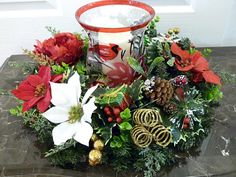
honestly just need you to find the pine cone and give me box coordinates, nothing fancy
[163,102,178,114]
[146,77,174,106]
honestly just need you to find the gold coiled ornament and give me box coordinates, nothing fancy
[133,108,162,127]
[131,109,172,148]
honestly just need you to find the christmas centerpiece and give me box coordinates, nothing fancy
[10,1,223,177]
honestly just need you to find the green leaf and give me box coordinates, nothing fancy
[127,79,144,101]
[147,57,165,76]
[170,127,181,145]
[96,85,127,106]
[96,127,113,145]
[76,63,86,75]
[120,108,131,120]
[119,122,132,131]
[167,57,175,67]
[127,57,145,75]
[110,136,123,148]
[52,62,69,74]
[202,48,212,58]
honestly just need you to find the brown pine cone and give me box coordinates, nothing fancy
[146,77,174,106]
[163,102,178,114]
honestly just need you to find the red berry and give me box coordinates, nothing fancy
[113,106,121,116]
[104,106,111,113]
[107,117,113,123]
[183,123,189,129]
[183,117,190,124]
[116,117,122,124]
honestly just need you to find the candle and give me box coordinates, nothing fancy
[75,0,155,75]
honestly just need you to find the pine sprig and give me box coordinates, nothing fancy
[23,49,54,66]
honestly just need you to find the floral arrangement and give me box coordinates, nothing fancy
[10,18,223,177]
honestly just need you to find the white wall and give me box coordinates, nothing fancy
[0,0,235,67]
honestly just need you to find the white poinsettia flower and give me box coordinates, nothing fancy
[42,72,98,146]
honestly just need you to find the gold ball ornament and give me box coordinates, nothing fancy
[89,149,102,166]
[173,27,180,34]
[93,139,104,151]
[91,134,98,142]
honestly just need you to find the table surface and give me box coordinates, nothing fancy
[0,48,236,177]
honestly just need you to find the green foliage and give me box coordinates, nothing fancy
[48,145,87,166]
[147,56,165,76]
[76,63,87,75]
[120,108,132,121]
[45,139,77,157]
[52,62,69,74]
[45,26,60,36]
[127,79,144,101]
[135,146,175,177]
[96,126,113,145]
[179,37,191,50]
[146,40,163,61]
[96,85,127,106]
[145,16,160,39]
[202,84,223,102]
[202,48,212,58]
[127,57,145,75]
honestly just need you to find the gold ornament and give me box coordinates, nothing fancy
[93,139,104,151]
[89,149,102,166]
[91,134,98,142]
[149,124,172,147]
[131,125,153,148]
[131,108,172,148]
[133,109,162,127]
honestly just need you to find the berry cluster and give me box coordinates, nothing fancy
[104,106,123,124]
[182,116,190,129]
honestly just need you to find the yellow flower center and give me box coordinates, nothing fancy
[34,83,46,97]
[68,104,83,123]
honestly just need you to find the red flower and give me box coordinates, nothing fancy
[34,32,83,65]
[11,66,62,112]
[171,43,221,85]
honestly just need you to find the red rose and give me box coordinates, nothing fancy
[34,32,83,65]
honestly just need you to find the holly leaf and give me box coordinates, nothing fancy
[171,127,181,145]
[147,56,165,76]
[96,126,113,145]
[120,108,131,120]
[167,57,175,67]
[127,79,144,101]
[127,57,145,75]
[119,122,132,130]
[97,85,127,106]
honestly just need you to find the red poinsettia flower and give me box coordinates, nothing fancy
[171,42,221,85]
[107,62,135,87]
[11,66,62,112]
[34,32,83,65]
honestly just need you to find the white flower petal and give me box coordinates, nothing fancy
[52,122,76,146]
[50,82,77,106]
[68,72,81,102]
[42,106,70,124]
[81,97,97,123]
[82,84,98,104]
[73,122,93,146]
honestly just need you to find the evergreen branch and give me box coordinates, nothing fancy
[45,139,77,157]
